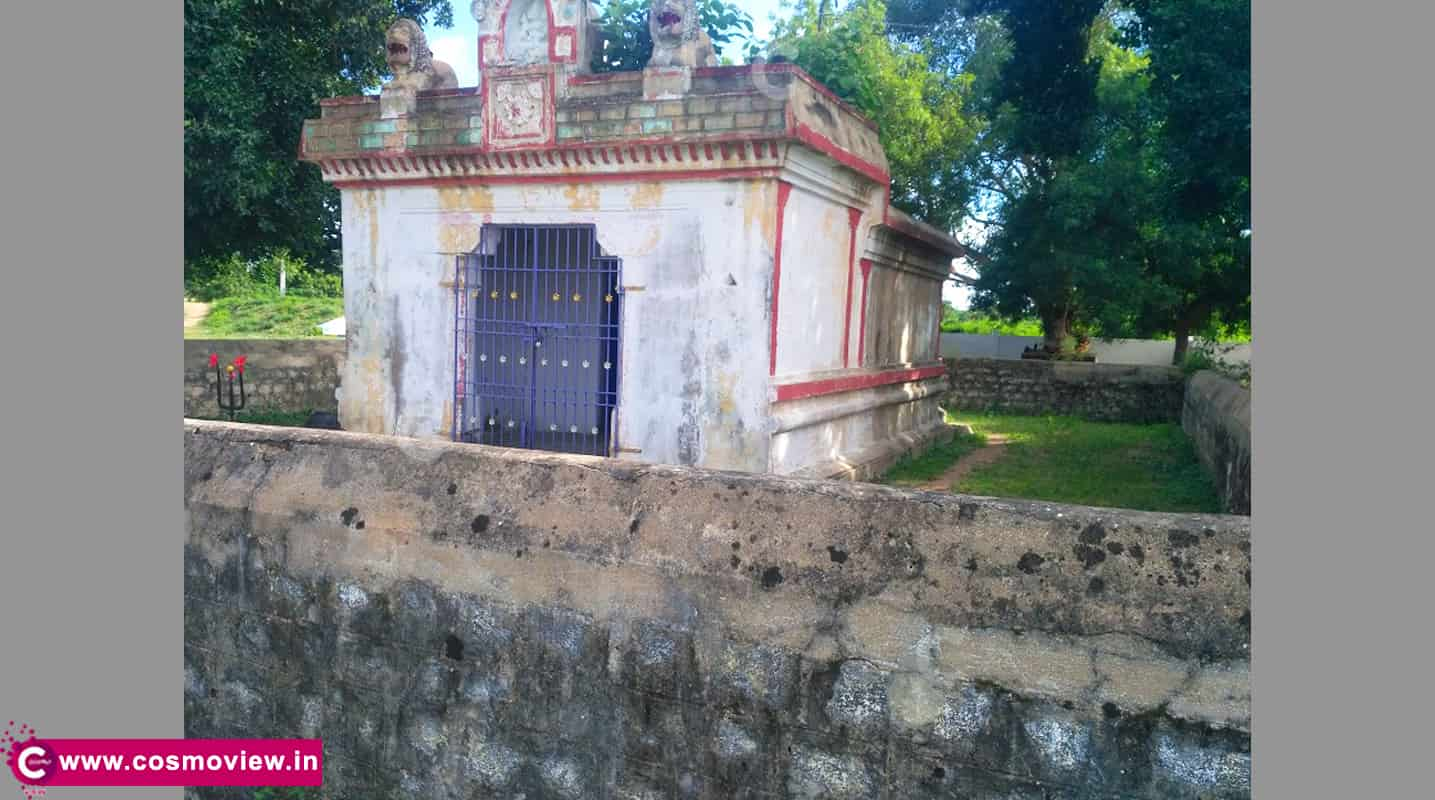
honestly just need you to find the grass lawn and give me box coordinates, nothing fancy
[186,295,343,339]
[190,408,317,427]
[884,410,1222,513]
[883,429,988,483]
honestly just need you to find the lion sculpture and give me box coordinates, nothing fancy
[383,18,458,91]
[647,0,718,69]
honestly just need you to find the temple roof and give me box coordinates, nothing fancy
[299,63,962,259]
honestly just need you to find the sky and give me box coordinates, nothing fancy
[423,1,976,309]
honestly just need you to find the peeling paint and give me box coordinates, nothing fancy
[743,180,775,249]
[438,185,495,212]
[438,221,478,254]
[563,183,601,210]
[627,181,664,209]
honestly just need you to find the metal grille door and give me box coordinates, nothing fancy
[454,224,621,456]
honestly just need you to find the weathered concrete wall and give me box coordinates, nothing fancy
[1182,371,1251,515]
[184,339,344,417]
[185,421,1250,799]
[946,357,1185,424]
[772,375,950,481]
[860,223,946,371]
[773,184,858,377]
[767,197,952,479]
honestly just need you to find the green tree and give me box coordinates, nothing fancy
[590,0,754,72]
[892,0,1249,359]
[761,0,979,230]
[184,0,454,273]
[1120,0,1250,361]
[936,0,1114,352]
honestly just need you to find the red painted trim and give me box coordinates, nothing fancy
[841,207,862,368]
[857,258,873,367]
[792,123,889,186]
[774,364,947,403]
[329,166,781,189]
[769,180,794,376]
[482,68,558,151]
[549,25,578,63]
[478,1,568,67]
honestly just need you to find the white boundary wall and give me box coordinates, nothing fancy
[941,333,1251,366]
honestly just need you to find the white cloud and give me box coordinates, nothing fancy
[429,35,479,89]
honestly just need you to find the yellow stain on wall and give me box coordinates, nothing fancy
[438,185,495,213]
[716,371,736,416]
[439,222,478,255]
[563,183,601,211]
[742,180,776,250]
[352,356,389,435]
[628,182,664,209]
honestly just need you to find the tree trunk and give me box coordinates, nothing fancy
[1172,321,1191,365]
[1039,305,1071,353]
[1171,303,1208,365]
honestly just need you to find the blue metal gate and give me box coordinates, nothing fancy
[453,224,621,457]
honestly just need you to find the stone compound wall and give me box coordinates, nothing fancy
[185,421,1250,799]
[1182,371,1252,515]
[945,357,1185,424]
[184,340,343,417]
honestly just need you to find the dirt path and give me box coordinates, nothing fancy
[184,301,211,331]
[916,433,1012,492]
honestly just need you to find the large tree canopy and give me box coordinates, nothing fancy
[761,0,979,230]
[884,0,1249,359]
[1121,0,1251,358]
[184,0,454,271]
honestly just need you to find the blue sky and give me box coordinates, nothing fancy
[422,0,975,307]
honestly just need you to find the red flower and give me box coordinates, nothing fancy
[208,353,219,369]
[233,355,247,374]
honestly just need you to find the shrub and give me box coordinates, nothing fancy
[185,250,342,301]
[201,295,344,337]
[940,308,1043,336]
[185,253,258,301]
[1182,340,1251,388]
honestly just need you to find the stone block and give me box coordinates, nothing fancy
[703,114,735,131]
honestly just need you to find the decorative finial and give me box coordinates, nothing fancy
[647,0,719,69]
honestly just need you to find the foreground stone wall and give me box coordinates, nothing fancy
[946,357,1185,423]
[1182,371,1252,515]
[184,339,343,417]
[185,421,1251,799]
